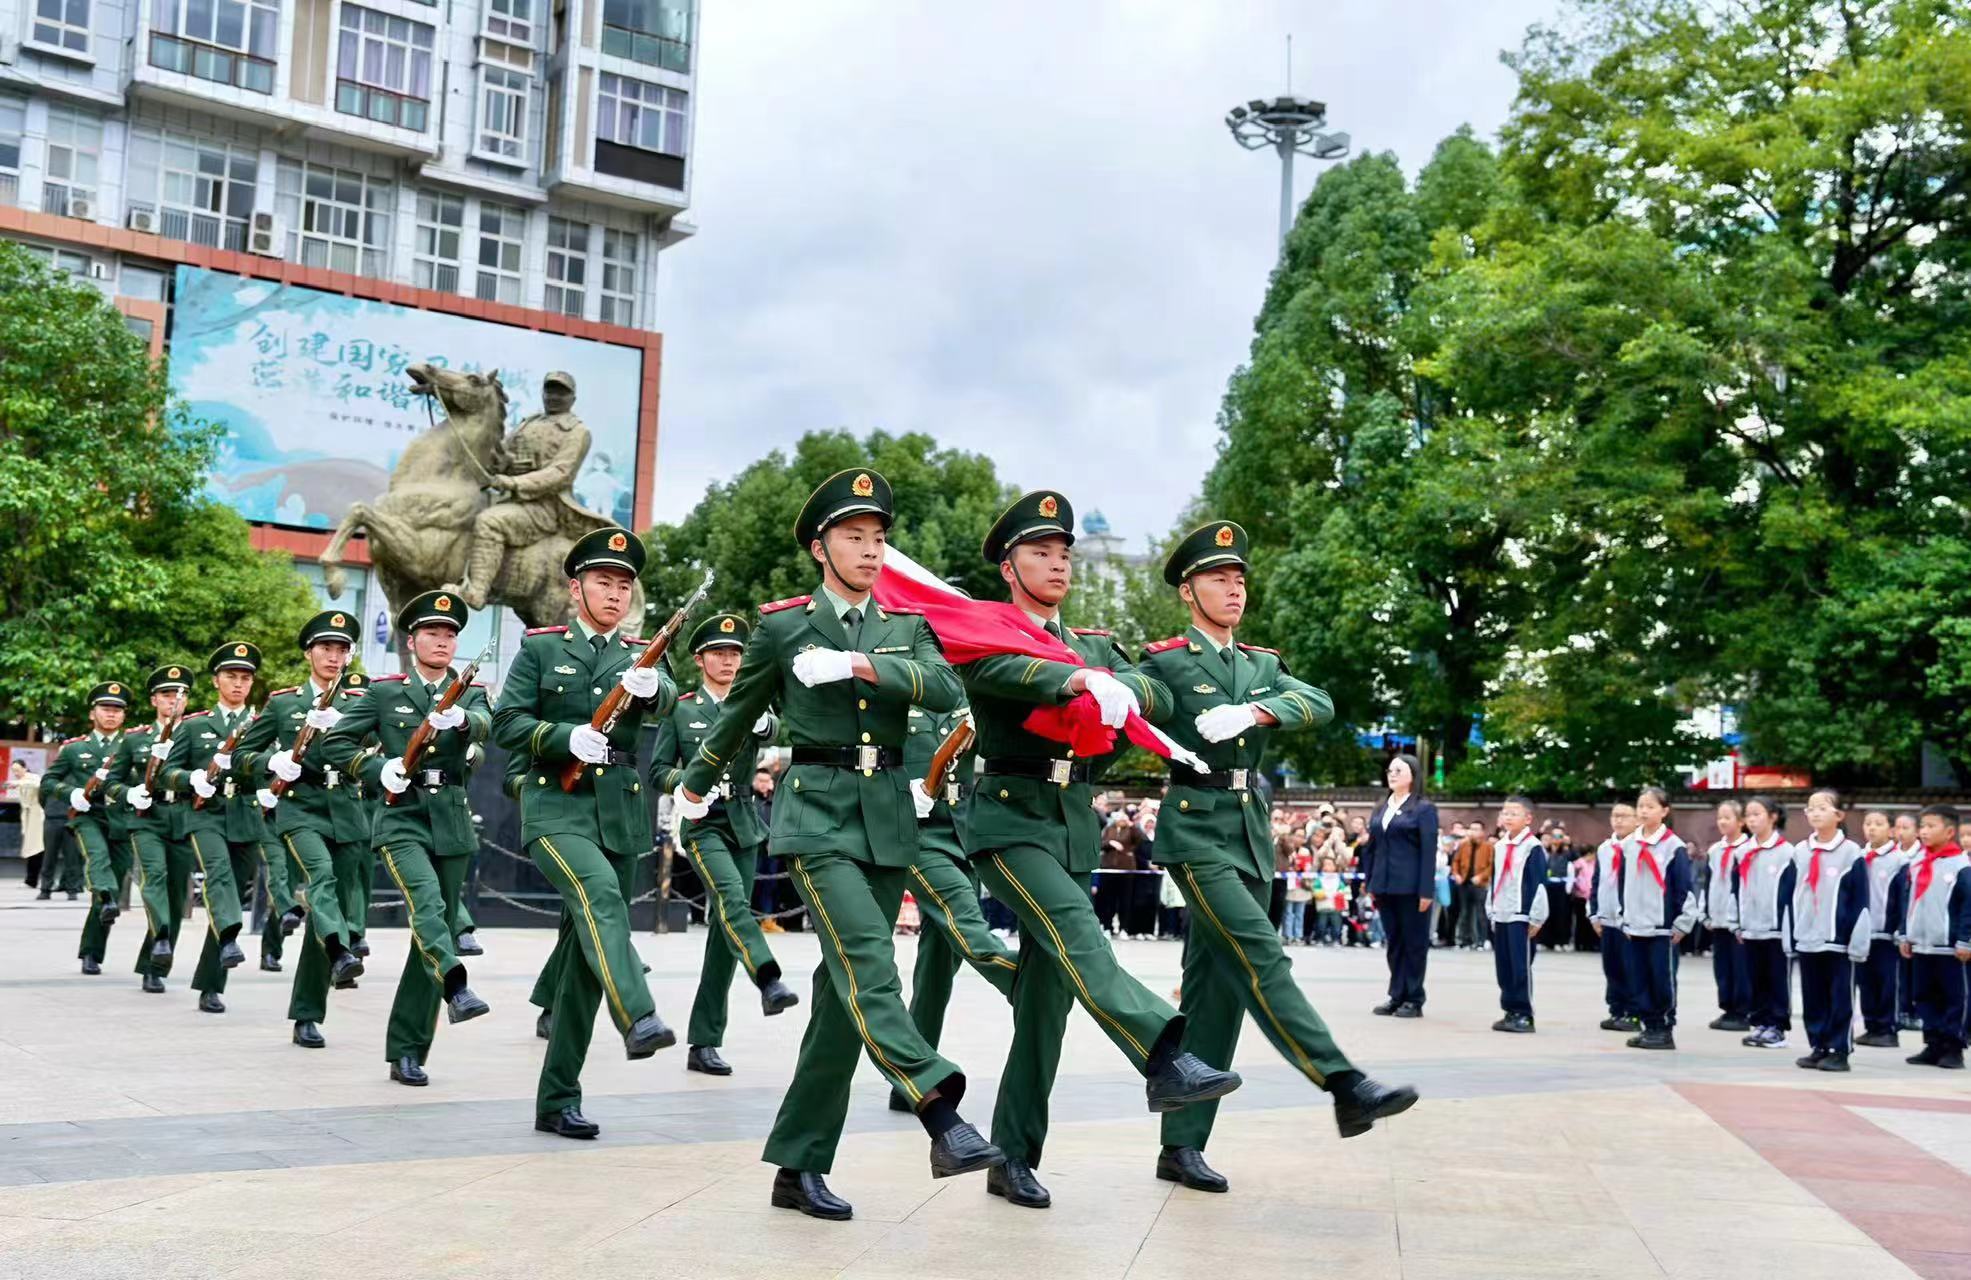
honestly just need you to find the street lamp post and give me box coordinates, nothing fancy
[1225,95,1351,252]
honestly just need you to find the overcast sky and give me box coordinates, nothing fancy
[650,0,1561,547]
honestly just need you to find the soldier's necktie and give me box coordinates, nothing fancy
[1044,619,1064,645]
[843,606,863,648]
[589,632,607,655]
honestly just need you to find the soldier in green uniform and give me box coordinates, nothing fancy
[672,468,1003,1222]
[319,590,493,1086]
[886,701,1018,1112]
[960,490,1242,1210]
[235,615,371,1039]
[492,526,681,1139]
[105,665,193,992]
[652,612,800,1077]
[45,682,130,973]
[158,645,260,1008]
[453,896,483,955]
[1140,521,1418,1191]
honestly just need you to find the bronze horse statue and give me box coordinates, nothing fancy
[319,362,637,631]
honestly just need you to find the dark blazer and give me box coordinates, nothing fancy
[1363,794,1438,897]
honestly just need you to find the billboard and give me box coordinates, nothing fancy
[168,266,642,531]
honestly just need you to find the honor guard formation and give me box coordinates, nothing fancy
[27,468,1971,1224]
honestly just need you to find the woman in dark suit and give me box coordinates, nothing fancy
[1363,754,1438,1016]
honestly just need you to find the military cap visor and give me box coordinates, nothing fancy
[1165,520,1251,586]
[691,613,749,653]
[983,490,1076,564]
[794,468,894,549]
[208,641,263,673]
[298,610,357,650]
[564,526,646,578]
[544,370,576,391]
[87,681,131,708]
[397,590,468,634]
[147,664,193,694]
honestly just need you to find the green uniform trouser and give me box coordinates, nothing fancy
[377,840,468,1064]
[974,847,1180,1169]
[47,818,86,894]
[907,846,1018,1047]
[1161,858,1355,1150]
[192,842,264,994]
[76,822,129,963]
[184,830,243,996]
[453,894,475,939]
[284,830,367,1023]
[766,849,963,1175]
[255,839,295,962]
[133,832,193,978]
[352,844,378,943]
[529,915,569,1011]
[683,827,777,1048]
[530,834,658,1115]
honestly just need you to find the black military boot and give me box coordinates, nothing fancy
[1156,1145,1229,1192]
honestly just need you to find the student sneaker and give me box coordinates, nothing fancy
[1709,1014,1752,1032]
[1906,1044,1944,1066]
[1940,1050,1966,1070]
[1854,1031,1900,1049]
[1600,1016,1640,1033]
[1795,1049,1828,1069]
[1741,1027,1771,1047]
[1815,1053,1850,1072]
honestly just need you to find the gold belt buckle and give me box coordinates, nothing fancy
[324,768,339,790]
[945,781,960,806]
[164,791,177,804]
[1047,759,1072,787]
[223,780,237,798]
[855,745,881,772]
[1228,768,1249,791]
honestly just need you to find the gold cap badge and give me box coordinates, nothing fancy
[607,532,628,552]
[1215,526,1235,547]
[330,613,346,627]
[108,683,121,694]
[852,473,874,497]
[234,644,248,656]
[168,667,181,678]
[435,595,451,611]
[719,617,736,633]
[1038,495,1059,519]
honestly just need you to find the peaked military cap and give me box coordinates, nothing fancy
[1164,519,1250,586]
[544,370,576,392]
[983,489,1075,563]
[87,680,131,708]
[398,589,468,634]
[147,664,193,694]
[691,612,749,653]
[209,640,263,673]
[565,525,645,578]
[795,468,894,549]
[298,610,357,650]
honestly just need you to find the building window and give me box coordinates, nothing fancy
[127,129,256,251]
[600,0,689,73]
[32,0,91,53]
[474,201,524,304]
[336,5,434,132]
[599,229,637,326]
[151,0,278,93]
[0,100,22,207]
[42,108,101,219]
[477,66,528,160]
[21,244,95,275]
[485,0,531,45]
[276,159,393,276]
[597,73,687,155]
[544,217,587,317]
[119,265,168,301]
[413,190,464,293]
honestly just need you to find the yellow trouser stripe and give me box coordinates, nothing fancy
[1181,864,1322,1083]
[130,837,157,933]
[75,826,96,894]
[910,865,1016,971]
[539,838,629,1030]
[792,857,922,1104]
[380,844,443,984]
[990,854,1149,1061]
[187,833,221,941]
[689,839,757,976]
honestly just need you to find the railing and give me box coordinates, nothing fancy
[334,80,430,132]
[40,183,88,217]
[149,33,276,94]
[0,173,17,206]
[128,202,249,251]
[295,235,387,278]
[599,25,690,73]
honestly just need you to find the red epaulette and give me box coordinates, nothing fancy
[270,686,300,697]
[1144,636,1190,655]
[679,691,698,702]
[60,735,86,746]
[343,689,367,696]
[1238,642,1281,656]
[760,595,810,615]
[525,625,569,636]
[1069,626,1111,637]
[623,636,649,646]
[470,681,487,688]
[882,604,924,617]
[371,674,407,683]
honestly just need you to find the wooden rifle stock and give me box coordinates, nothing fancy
[143,714,182,792]
[192,713,251,811]
[922,716,975,800]
[270,673,347,798]
[385,651,487,807]
[558,570,715,794]
[80,730,125,801]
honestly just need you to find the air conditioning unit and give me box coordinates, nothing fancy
[248,215,282,256]
[127,206,158,234]
[67,194,95,221]
[251,210,276,232]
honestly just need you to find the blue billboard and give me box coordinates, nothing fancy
[168,266,642,530]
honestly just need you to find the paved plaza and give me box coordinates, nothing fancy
[2,893,1969,1279]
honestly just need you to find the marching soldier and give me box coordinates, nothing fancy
[958,490,1240,1210]
[319,590,493,1086]
[492,526,681,1139]
[652,612,800,1078]
[672,468,1003,1221]
[888,701,1018,1112]
[44,682,131,972]
[104,665,193,993]
[235,615,371,1041]
[1139,521,1418,1192]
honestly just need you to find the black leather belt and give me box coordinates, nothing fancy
[792,745,903,770]
[981,757,1093,786]
[1182,769,1252,792]
[603,749,637,767]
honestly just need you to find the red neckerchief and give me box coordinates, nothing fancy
[1492,832,1528,901]
[1913,843,1963,901]
[1635,827,1668,889]
[1805,835,1839,894]
[1717,835,1749,881]
[1606,839,1624,879]
[1739,834,1781,886]
[1864,841,1893,865]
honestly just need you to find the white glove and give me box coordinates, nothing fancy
[909,779,937,820]
[69,787,90,812]
[378,758,411,795]
[305,706,342,732]
[425,705,467,731]
[793,648,856,687]
[211,750,232,771]
[256,788,280,810]
[127,784,153,811]
[93,766,109,781]
[1195,702,1259,743]
[569,725,611,764]
[619,666,661,700]
[753,713,774,735]
[149,739,172,761]
[189,772,217,800]
[672,786,711,822]
[269,750,303,782]
[1082,670,1139,729]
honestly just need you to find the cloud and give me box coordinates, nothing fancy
[652,0,1558,549]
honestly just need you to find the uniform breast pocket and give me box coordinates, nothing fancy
[779,767,838,836]
[1167,787,1223,817]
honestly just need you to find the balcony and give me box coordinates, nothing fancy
[148,32,275,94]
[126,201,250,251]
[0,173,17,206]
[40,182,93,218]
[598,0,691,73]
[599,25,689,73]
[334,81,430,132]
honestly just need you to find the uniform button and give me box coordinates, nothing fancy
[1237,737,1246,747]
[632,783,640,793]
[593,687,602,696]
[999,789,1009,799]
[858,699,868,710]
[1179,800,1189,810]
[860,732,871,743]
[1240,794,1249,804]
[537,776,546,785]
[595,766,606,776]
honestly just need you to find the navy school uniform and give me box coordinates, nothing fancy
[1897,845,1971,1054]
[1618,826,1699,1033]
[1486,831,1548,1018]
[1734,833,1797,1033]
[1788,835,1872,1056]
[1857,842,1910,1037]
[1893,842,1922,1026]
[1590,837,1637,1020]
[1705,835,1753,1020]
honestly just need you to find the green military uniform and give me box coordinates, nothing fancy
[234,617,374,1029]
[103,665,195,987]
[675,469,975,1182]
[492,526,679,1126]
[46,683,131,969]
[652,613,796,1060]
[319,590,493,1078]
[1141,521,1354,1158]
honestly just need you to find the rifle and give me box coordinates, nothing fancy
[80,730,125,802]
[559,569,715,793]
[922,714,976,805]
[385,646,491,807]
[193,709,253,810]
[143,714,182,793]
[270,672,348,798]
